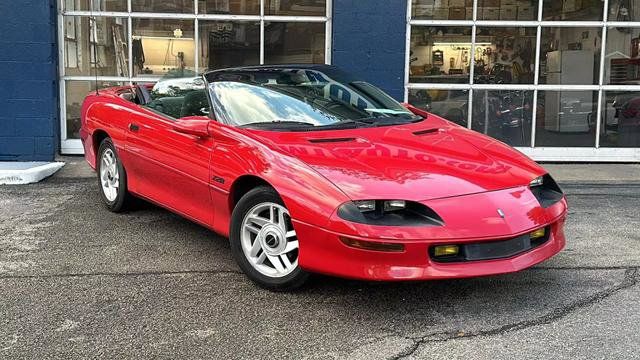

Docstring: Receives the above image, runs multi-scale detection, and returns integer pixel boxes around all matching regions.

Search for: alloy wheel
[100,148,120,202]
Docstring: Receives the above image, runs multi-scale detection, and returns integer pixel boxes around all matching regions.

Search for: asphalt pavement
[0,160,639,359]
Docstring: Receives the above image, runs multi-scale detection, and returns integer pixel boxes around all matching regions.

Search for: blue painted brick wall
[332,0,407,101]
[0,0,58,161]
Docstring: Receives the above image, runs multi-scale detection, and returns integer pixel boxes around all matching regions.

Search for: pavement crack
[389,267,639,360]
[0,269,244,280]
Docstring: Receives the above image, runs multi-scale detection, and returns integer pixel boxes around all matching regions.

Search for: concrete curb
[0,162,66,185]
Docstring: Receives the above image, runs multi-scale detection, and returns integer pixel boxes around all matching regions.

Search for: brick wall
[0,0,58,161]
[332,0,407,101]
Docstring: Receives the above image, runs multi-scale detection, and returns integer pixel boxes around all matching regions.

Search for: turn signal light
[433,245,459,257]
[339,237,405,253]
[530,228,546,239]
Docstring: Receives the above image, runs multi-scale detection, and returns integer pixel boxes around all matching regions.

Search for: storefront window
[131,0,194,13]
[472,90,534,147]
[65,81,123,139]
[264,22,325,64]
[412,0,472,20]
[535,90,598,147]
[199,0,261,14]
[539,27,601,85]
[543,0,604,21]
[132,19,195,77]
[601,92,640,147]
[605,27,640,85]
[265,0,327,16]
[474,27,537,85]
[65,0,127,12]
[199,21,261,70]
[408,89,469,127]
[609,0,640,21]
[63,16,129,77]
[409,27,473,84]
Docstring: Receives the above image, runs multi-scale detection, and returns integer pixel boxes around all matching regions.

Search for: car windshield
[207,68,422,130]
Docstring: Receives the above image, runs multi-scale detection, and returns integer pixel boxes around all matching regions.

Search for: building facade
[2,0,640,162]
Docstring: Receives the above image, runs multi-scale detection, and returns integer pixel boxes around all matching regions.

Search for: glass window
[609,0,640,21]
[132,19,195,77]
[409,27,473,84]
[265,0,327,16]
[199,0,261,14]
[131,0,194,13]
[146,77,209,119]
[412,0,471,20]
[601,91,640,147]
[605,27,640,85]
[471,90,534,147]
[539,27,601,85]
[408,89,469,127]
[535,90,598,147]
[63,16,129,77]
[543,0,604,21]
[65,81,124,139]
[474,27,537,85]
[264,22,325,64]
[199,21,260,71]
[65,0,127,12]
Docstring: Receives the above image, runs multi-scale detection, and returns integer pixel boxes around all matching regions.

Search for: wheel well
[229,175,273,211]
[93,130,110,163]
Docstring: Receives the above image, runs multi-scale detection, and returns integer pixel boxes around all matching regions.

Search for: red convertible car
[80,65,567,290]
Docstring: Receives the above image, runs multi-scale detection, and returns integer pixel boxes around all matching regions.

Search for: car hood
[248,117,546,201]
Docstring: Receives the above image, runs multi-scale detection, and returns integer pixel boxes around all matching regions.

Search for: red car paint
[80,86,567,281]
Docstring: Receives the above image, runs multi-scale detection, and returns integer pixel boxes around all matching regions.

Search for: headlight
[338,200,444,226]
[529,174,564,208]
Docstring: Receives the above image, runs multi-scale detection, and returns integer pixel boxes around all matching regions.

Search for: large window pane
[199,21,260,71]
[471,90,534,147]
[535,90,597,147]
[132,19,195,77]
[605,27,640,85]
[474,27,537,85]
[543,0,604,21]
[609,0,640,21]
[408,89,469,127]
[539,27,601,85]
[412,0,471,20]
[131,0,194,13]
[409,27,473,84]
[601,92,640,147]
[199,0,261,14]
[477,0,538,20]
[264,22,325,64]
[65,81,124,139]
[265,0,326,16]
[63,16,129,77]
[64,0,127,12]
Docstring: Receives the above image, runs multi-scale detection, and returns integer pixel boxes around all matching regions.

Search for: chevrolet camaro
[80,65,568,290]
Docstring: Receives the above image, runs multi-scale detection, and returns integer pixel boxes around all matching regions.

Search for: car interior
[118,84,210,120]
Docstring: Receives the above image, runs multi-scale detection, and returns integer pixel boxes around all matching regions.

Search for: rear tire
[230,186,309,291]
[97,138,132,212]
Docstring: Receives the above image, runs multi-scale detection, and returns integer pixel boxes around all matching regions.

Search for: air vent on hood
[308,137,356,144]
[413,128,440,136]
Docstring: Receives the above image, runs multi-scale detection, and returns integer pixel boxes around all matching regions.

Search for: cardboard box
[501,0,517,5]
[449,7,466,20]
[500,5,517,20]
[517,6,536,20]
[466,6,474,19]
[413,5,434,18]
[449,0,465,7]
[434,7,449,19]
[479,0,500,7]
[481,7,500,20]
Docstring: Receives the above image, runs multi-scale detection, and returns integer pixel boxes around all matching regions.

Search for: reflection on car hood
[249,116,546,201]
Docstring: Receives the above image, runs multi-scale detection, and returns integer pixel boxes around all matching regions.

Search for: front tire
[230,186,309,291]
[97,138,131,212]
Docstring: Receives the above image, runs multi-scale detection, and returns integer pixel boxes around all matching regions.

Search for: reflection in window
[408,89,469,127]
[543,0,603,21]
[471,90,534,147]
[65,81,123,139]
[410,27,473,84]
[536,91,598,147]
[264,22,325,64]
[605,27,640,85]
[265,0,326,16]
[539,27,601,85]
[132,19,195,77]
[609,0,640,21]
[601,92,640,147]
[63,16,129,77]
[199,0,261,14]
[474,27,537,85]
[131,0,193,13]
[199,21,260,71]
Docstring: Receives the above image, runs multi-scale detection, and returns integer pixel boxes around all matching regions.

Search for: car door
[125,82,215,227]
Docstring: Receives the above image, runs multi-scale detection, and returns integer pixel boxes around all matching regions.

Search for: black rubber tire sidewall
[97,138,129,213]
[230,186,309,291]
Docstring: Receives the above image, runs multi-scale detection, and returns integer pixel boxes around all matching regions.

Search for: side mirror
[173,118,212,138]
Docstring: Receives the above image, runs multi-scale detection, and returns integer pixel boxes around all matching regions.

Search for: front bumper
[294,194,568,281]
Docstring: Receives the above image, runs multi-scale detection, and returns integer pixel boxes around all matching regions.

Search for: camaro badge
[497,209,506,218]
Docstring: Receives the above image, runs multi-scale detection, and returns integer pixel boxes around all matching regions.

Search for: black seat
[180,90,210,118]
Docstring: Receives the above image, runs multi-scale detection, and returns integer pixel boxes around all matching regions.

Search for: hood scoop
[413,128,441,136]
[308,137,357,144]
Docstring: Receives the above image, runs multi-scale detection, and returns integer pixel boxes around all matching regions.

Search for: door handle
[129,123,140,132]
